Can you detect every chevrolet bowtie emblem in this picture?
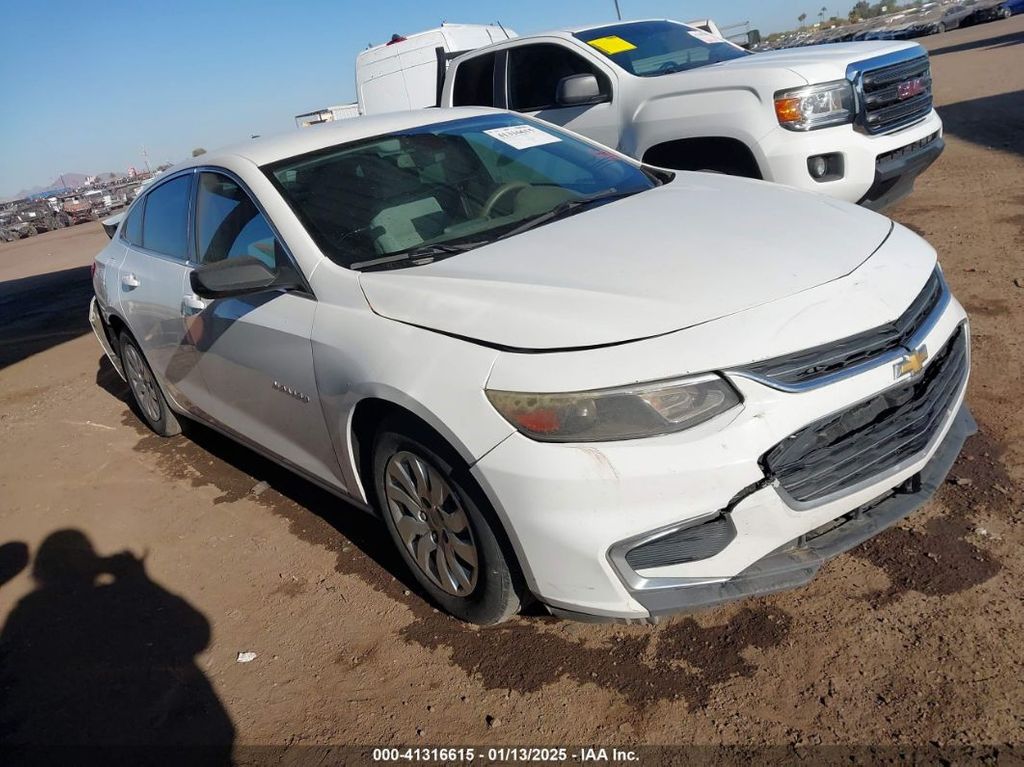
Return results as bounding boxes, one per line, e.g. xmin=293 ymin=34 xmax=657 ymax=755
xmin=893 ymin=345 xmax=929 ymax=379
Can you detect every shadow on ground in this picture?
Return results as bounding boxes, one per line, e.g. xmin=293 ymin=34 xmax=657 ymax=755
xmin=0 ymin=265 xmax=93 ymax=370
xmin=937 ymin=90 xmax=1024 ymax=157
xmin=929 ymin=28 xmax=1024 ymax=56
xmin=0 ymin=530 xmax=234 ymax=759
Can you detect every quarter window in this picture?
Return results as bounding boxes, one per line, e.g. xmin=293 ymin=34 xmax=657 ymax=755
xmin=195 ymin=172 xmax=282 ymax=270
xmin=141 ymin=175 xmax=191 ymax=260
xmin=452 ymin=53 xmax=497 ymax=107
xmin=507 ymin=44 xmax=609 ymax=112
xmin=122 ymin=199 xmax=144 ymax=247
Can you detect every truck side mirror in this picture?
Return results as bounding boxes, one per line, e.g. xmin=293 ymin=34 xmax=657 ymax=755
xmin=555 ymin=74 xmax=607 ymax=107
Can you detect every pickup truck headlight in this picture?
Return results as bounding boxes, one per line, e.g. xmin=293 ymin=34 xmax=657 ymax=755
xmin=775 ymin=80 xmax=855 ymax=131
xmin=486 ymin=375 xmax=741 ymax=442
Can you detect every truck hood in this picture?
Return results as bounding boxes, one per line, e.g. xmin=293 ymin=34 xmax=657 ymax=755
xmin=358 ymin=175 xmax=893 ymax=351
xmin=713 ymin=41 xmax=924 ymax=84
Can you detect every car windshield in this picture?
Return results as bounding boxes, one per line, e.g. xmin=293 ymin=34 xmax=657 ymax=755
xmin=264 ymin=114 xmax=657 ymax=270
xmin=574 ymin=20 xmax=749 ymax=77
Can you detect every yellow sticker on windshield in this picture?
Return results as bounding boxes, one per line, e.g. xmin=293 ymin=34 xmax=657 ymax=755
xmin=587 ymin=35 xmax=637 ymax=55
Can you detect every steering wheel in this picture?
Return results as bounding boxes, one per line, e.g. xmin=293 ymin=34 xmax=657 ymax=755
xmin=478 ymin=182 xmax=530 ymax=219
xmin=658 ymin=61 xmax=681 ymax=73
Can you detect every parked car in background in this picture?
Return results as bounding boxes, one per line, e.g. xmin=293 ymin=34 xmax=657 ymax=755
xmin=438 ymin=19 xmax=944 ymax=210
xmin=91 ymin=109 xmax=973 ymax=624
xmin=963 ymin=0 xmax=1017 ymax=22
xmin=1001 ymin=0 xmax=1024 ymax=15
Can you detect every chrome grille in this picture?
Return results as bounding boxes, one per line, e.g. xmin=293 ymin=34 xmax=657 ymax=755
xmin=857 ymin=55 xmax=933 ymax=134
xmin=763 ymin=325 xmax=968 ymax=505
xmin=742 ymin=268 xmax=945 ymax=387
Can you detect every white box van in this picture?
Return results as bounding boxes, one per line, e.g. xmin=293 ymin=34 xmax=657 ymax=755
xmin=356 ymin=23 xmax=515 ymax=114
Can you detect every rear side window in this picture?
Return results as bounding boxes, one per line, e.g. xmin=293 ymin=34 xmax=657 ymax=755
xmin=452 ymin=53 xmax=496 ymax=106
xmin=195 ymin=172 xmax=282 ymax=269
xmin=507 ymin=44 xmax=609 ymax=112
xmin=122 ymin=200 xmax=144 ymax=246
xmin=141 ymin=175 xmax=191 ymax=260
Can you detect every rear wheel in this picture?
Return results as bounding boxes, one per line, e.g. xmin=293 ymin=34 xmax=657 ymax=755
xmin=119 ymin=332 xmax=181 ymax=437
xmin=372 ymin=417 xmax=522 ymax=624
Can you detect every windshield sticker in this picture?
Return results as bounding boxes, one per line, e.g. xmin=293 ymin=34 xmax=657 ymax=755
xmin=586 ymin=35 xmax=637 ymax=55
xmin=483 ymin=125 xmax=562 ymax=150
xmin=688 ymin=29 xmax=725 ymax=44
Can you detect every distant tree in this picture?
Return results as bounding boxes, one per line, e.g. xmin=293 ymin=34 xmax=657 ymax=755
xmin=191 ymin=147 xmax=207 ymax=157
xmin=819 ymin=5 xmax=828 ymax=22
xmin=798 ymin=11 xmax=807 ymax=24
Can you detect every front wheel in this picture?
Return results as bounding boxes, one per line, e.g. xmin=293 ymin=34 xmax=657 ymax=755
xmin=372 ymin=418 xmax=523 ymax=624
xmin=119 ymin=332 xmax=181 ymax=437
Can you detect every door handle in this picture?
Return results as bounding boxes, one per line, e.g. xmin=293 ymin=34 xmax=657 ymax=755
xmin=121 ymin=273 xmax=140 ymax=289
xmin=181 ymin=295 xmax=208 ymax=316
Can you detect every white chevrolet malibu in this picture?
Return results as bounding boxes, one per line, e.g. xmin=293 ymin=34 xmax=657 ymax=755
xmin=91 ymin=108 xmax=972 ymax=624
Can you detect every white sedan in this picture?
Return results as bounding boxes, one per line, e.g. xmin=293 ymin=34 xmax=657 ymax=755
xmin=91 ymin=108 xmax=972 ymax=624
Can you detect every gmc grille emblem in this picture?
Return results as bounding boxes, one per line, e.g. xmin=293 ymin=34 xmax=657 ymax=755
xmin=897 ymin=78 xmax=925 ymax=100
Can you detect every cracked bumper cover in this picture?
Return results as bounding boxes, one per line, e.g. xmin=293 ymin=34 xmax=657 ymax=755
xmin=630 ymin=405 xmax=976 ymax=619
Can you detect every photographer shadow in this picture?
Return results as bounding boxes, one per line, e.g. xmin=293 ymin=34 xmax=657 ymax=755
xmin=0 ymin=530 xmax=234 ymax=756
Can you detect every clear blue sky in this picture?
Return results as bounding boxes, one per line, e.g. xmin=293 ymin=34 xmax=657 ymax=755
xmin=0 ymin=0 xmax=847 ymax=198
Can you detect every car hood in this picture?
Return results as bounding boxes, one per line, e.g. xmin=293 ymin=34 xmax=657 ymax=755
xmin=358 ymin=175 xmax=893 ymax=351
xmin=713 ymin=41 xmax=923 ymax=83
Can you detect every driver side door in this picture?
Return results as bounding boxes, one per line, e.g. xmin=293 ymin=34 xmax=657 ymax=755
xmin=183 ymin=170 xmax=344 ymax=488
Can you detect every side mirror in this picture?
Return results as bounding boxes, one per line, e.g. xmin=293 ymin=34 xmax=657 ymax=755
xmin=555 ymin=74 xmax=607 ymax=107
xmin=190 ymin=256 xmax=285 ymax=299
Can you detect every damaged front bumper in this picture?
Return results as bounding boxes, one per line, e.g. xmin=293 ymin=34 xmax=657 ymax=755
xmin=626 ymin=405 xmax=975 ymax=619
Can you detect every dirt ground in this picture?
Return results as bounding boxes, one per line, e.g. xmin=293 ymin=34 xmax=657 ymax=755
xmin=1 ymin=18 xmax=1022 ymax=761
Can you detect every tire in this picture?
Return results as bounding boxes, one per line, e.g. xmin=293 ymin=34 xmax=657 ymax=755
xmin=372 ymin=416 xmax=523 ymax=625
xmin=937 ymin=22 xmax=946 ymax=33
xmin=118 ymin=332 xmax=181 ymax=437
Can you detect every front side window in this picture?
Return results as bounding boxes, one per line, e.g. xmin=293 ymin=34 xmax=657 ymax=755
xmin=141 ymin=175 xmax=191 ymax=259
xmin=195 ymin=172 xmax=281 ymax=269
xmin=575 ymin=20 xmax=748 ymax=77
xmin=452 ymin=53 xmax=496 ymax=107
xmin=507 ymin=44 xmax=609 ymax=111
xmin=265 ymin=114 xmax=657 ymax=271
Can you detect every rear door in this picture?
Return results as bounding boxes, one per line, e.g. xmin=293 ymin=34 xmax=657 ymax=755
xmin=183 ymin=170 xmax=343 ymax=487
xmin=117 ymin=172 xmax=197 ymax=411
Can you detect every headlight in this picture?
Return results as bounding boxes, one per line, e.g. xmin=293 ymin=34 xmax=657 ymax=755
xmin=485 ymin=375 xmax=741 ymax=442
xmin=774 ymin=80 xmax=855 ymax=131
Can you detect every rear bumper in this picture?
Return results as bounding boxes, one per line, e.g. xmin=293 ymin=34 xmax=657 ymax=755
xmin=627 ymin=405 xmax=975 ymax=619
xmin=89 ymin=297 xmax=125 ymax=380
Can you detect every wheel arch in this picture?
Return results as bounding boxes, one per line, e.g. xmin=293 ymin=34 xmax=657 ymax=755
xmin=347 ymin=395 xmax=536 ymax=598
xmin=642 ymin=136 xmax=764 ymax=179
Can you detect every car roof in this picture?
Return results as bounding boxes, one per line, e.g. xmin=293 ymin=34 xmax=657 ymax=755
xmin=175 ymin=107 xmax=503 ymax=170
xmin=507 ymin=18 xmax=689 ymax=40
xmin=566 ymin=18 xmax=690 ymax=35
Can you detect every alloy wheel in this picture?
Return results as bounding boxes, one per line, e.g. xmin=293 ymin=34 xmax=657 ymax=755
xmin=383 ymin=450 xmax=479 ymax=596
xmin=124 ymin=344 xmax=162 ymax=423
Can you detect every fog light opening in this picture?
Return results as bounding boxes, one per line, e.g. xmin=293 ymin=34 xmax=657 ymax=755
xmin=807 ymin=153 xmax=844 ymax=182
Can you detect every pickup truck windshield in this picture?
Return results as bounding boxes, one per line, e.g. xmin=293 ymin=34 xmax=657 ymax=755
xmin=265 ymin=114 xmax=656 ymax=270
xmin=575 ymin=20 xmax=749 ymax=77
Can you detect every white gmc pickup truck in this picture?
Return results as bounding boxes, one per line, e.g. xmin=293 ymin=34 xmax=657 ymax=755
xmin=438 ymin=19 xmax=944 ymax=209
